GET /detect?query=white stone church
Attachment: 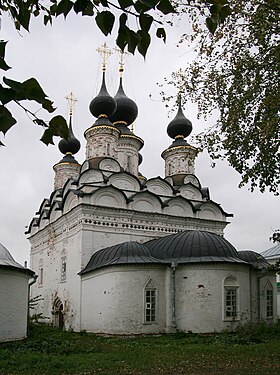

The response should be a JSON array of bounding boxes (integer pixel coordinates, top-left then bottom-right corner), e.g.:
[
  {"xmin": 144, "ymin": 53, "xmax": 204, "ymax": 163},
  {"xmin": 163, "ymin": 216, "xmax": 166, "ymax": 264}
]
[{"xmin": 27, "ymin": 58, "xmax": 277, "ymax": 334}]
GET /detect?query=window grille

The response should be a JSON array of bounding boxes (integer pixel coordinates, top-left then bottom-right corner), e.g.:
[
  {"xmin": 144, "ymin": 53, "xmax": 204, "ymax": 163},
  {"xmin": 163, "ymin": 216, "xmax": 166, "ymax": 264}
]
[
  {"xmin": 61, "ymin": 256, "xmax": 67, "ymax": 282},
  {"xmin": 145, "ymin": 289, "xmax": 156, "ymax": 322},
  {"xmin": 266, "ymin": 289, "xmax": 273, "ymax": 318},
  {"xmin": 225, "ymin": 289, "xmax": 237, "ymax": 318}
]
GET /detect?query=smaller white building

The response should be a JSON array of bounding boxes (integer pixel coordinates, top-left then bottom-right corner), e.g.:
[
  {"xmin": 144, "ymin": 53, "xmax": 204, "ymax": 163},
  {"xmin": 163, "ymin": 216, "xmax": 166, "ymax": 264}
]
[
  {"xmin": 261, "ymin": 243, "xmax": 280, "ymax": 317},
  {"xmin": 0, "ymin": 243, "xmax": 35, "ymax": 342}
]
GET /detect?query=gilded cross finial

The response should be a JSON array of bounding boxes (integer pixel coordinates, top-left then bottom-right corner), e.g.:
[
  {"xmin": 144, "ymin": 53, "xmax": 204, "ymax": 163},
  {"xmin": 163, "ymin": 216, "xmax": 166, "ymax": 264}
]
[
  {"xmin": 65, "ymin": 92, "xmax": 78, "ymax": 116},
  {"xmin": 114, "ymin": 48, "xmax": 129, "ymax": 77},
  {"xmin": 97, "ymin": 43, "xmax": 113, "ymax": 72}
]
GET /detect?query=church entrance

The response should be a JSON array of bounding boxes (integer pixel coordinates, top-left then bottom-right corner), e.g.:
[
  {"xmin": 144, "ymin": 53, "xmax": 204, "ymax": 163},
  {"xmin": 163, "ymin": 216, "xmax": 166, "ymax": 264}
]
[{"xmin": 52, "ymin": 297, "xmax": 64, "ymax": 329}]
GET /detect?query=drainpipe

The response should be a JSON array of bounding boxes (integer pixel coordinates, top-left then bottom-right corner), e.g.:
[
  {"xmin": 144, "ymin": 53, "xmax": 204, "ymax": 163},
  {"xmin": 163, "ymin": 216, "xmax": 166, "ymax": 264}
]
[
  {"xmin": 28, "ymin": 274, "xmax": 38, "ymax": 321},
  {"xmin": 26, "ymin": 274, "xmax": 38, "ymax": 336},
  {"xmin": 171, "ymin": 261, "xmax": 178, "ymax": 329},
  {"xmin": 256, "ymin": 270, "xmax": 267, "ymax": 323}
]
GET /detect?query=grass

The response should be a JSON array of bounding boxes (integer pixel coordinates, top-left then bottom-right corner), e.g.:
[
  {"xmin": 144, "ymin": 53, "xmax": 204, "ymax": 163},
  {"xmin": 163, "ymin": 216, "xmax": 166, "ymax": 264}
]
[{"xmin": 0, "ymin": 322, "xmax": 279, "ymax": 375}]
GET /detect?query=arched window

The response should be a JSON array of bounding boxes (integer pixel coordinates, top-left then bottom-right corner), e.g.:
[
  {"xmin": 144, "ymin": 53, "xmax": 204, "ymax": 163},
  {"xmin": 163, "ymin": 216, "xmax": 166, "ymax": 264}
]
[
  {"xmin": 61, "ymin": 250, "xmax": 67, "ymax": 282},
  {"xmin": 265, "ymin": 281, "xmax": 273, "ymax": 318},
  {"xmin": 38, "ymin": 258, "xmax": 43, "ymax": 286},
  {"xmin": 144, "ymin": 278, "xmax": 157, "ymax": 323},
  {"xmin": 223, "ymin": 276, "xmax": 239, "ymax": 320}
]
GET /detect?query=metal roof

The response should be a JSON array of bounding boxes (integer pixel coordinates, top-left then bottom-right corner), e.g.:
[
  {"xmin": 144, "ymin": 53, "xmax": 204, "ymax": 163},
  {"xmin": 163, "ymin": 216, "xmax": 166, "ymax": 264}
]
[
  {"xmin": 145, "ymin": 230, "xmax": 246, "ymax": 264},
  {"xmin": 0, "ymin": 243, "xmax": 34, "ymax": 276},
  {"xmin": 81, "ymin": 241, "xmax": 162, "ymax": 274},
  {"xmin": 260, "ymin": 243, "xmax": 280, "ymax": 259},
  {"xmin": 238, "ymin": 250, "xmax": 269, "ymax": 269}
]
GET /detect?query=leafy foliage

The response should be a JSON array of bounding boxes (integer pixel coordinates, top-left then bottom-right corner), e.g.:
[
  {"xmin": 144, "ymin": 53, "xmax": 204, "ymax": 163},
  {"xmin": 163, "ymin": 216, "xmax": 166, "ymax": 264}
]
[
  {"xmin": 163, "ymin": 0, "xmax": 280, "ymax": 194},
  {"xmin": 0, "ymin": 0, "xmax": 232, "ymax": 145},
  {"xmin": 0, "ymin": 322, "xmax": 279, "ymax": 374}
]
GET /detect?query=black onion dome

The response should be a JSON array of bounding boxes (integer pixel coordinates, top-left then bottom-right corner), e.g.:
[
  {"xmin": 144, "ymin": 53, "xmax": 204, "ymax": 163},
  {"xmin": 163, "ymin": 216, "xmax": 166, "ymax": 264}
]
[
  {"xmin": 89, "ymin": 72, "xmax": 117, "ymax": 118},
  {"xmin": 109, "ymin": 78, "xmax": 138, "ymax": 125},
  {"xmin": 80, "ymin": 241, "xmax": 162, "ymax": 274},
  {"xmin": 167, "ymin": 102, "xmax": 192, "ymax": 139},
  {"xmin": 145, "ymin": 230, "xmax": 246, "ymax": 264},
  {"xmin": 238, "ymin": 250, "xmax": 269, "ymax": 269},
  {"xmin": 58, "ymin": 116, "xmax": 81, "ymax": 156}
]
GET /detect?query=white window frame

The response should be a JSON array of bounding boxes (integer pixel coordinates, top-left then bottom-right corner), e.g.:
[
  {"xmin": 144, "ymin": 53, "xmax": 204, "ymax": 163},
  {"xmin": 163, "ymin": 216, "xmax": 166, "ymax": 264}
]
[
  {"xmin": 144, "ymin": 278, "xmax": 157, "ymax": 324},
  {"xmin": 265, "ymin": 283, "xmax": 274, "ymax": 318},
  {"xmin": 223, "ymin": 276, "xmax": 239, "ymax": 321}
]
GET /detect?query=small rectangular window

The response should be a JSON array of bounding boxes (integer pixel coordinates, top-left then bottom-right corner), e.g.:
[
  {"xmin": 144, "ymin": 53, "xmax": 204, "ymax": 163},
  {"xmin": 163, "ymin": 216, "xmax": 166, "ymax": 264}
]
[
  {"xmin": 225, "ymin": 288, "xmax": 237, "ymax": 318},
  {"xmin": 145, "ymin": 289, "xmax": 156, "ymax": 323},
  {"xmin": 38, "ymin": 267, "xmax": 43, "ymax": 286},
  {"xmin": 266, "ymin": 289, "xmax": 273, "ymax": 318},
  {"xmin": 61, "ymin": 257, "xmax": 67, "ymax": 282}
]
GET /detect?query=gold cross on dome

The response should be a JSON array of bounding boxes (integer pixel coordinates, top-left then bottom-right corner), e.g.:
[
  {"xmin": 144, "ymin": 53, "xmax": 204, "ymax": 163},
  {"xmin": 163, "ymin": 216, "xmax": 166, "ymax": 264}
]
[
  {"xmin": 65, "ymin": 92, "xmax": 78, "ymax": 116},
  {"xmin": 114, "ymin": 48, "xmax": 129, "ymax": 77},
  {"xmin": 96, "ymin": 43, "xmax": 113, "ymax": 72}
]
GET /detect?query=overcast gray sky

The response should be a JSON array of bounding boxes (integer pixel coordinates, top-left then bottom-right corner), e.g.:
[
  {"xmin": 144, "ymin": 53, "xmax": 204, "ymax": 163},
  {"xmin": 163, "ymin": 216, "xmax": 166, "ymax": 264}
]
[{"xmin": 0, "ymin": 12, "xmax": 278, "ymax": 266}]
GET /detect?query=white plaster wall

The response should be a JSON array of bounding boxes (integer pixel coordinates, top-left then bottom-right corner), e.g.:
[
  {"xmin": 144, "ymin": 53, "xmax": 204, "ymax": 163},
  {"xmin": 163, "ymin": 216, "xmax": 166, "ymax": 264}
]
[
  {"xmin": 163, "ymin": 148, "xmax": 197, "ymax": 177},
  {"xmin": 30, "ymin": 222, "xmax": 83, "ymax": 331},
  {"xmin": 53, "ymin": 163, "xmax": 80, "ymax": 190},
  {"xmin": 116, "ymin": 140, "xmax": 140, "ymax": 176},
  {"xmin": 85, "ymin": 127, "xmax": 119, "ymax": 160},
  {"xmin": 175, "ymin": 264, "xmax": 251, "ymax": 333},
  {"xmin": 81, "ymin": 266, "xmax": 166, "ymax": 334},
  {"xmin": 0, "ymin": 270, "xmax": 30, "ymax": 342}
]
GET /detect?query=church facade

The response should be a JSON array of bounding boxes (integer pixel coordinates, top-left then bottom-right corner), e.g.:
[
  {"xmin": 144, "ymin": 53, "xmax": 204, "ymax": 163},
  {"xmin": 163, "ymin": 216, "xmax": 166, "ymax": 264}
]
[{"xmin": 27, "ymin": 58, "xmax": 277, "ymax": 334}]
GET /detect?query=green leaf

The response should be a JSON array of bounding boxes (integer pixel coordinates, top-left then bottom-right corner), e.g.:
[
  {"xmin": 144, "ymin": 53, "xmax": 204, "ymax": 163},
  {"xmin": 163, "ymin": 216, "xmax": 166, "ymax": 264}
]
[
  {"xmin": 156, "ymin": 27, "xmax": 166, "ymax": 43},
  {"xmin": 3, "ymin": 77, "xmax": 26, "ymax": 99},
  {"xmin": 206, "ymin": 17, "xmax": 217, "ymax": 34},
  {"xmin": 117, "ymin": 0, "xmax": 134, "ymax": 9},
  {"xmin": 126, "ymin": 29, "xmax": 141, "ymax": 54},
  {"xmin": 42, "ymin": 99, "xmax": 56, "ymax": 113},
  {"xmin": 117, "ymin": 14, "xmax": 129, "ymax": 51},
  {"xmin": 0, "ymin": 105, "xmax": 17, "ymax": 134},
  {"xmin": 56, "ymin": 0, "xmax": 74, "ymax": 17},
  {"xmin": 73, "ymin": 0, "xmax": 90, "ymax": 13},
  {"xmin": 49, "ymin": 115, "xmax": 69, "ymax": 138},
  {"xmin": 99, "ymin": 0, "xmax": 109, "ymax": 7},
  {"xmin": 0, "ymin": 57, "xmax": 11, "ymax": 71},
  {"xmin": 137, "ymin": 30, "xmax": 151, "ymax": 58},
  {"xmin": 156, "ymin": 0, "xmax": 175, "ymax": 15},
  {"xmin": 220, "ymin": 4, "xmax": 231, "ymax": 23},
  {"xmin": 17, "ymin": 4, "xmax": 31, "ymax": 31},
  {"xmin": 0, "ymin": 85, "xmax": 15, "ymax": 104},
  {"xmin": 82, "ymin": 2, "xmax": 94, "ymax": 16},
  {"xmin": 134, "ymin": 1, "xmax": 151, "ymax": 13},
  {"xmin": 21, "ymin": 78, "xmax": 48, "ymax": 102},
  {"xmin": 0, "ymin": 41, "xmax": 8, "ymax": 59},
  {"xmin": 96, "ymin": 11, "xmax": 115, "ymax": 36},
  {"xmin": 40, "ymin": 128, "xmax": 55, "ymax": 145},
  {"xmin": 116, "ymin": 27, "xmax": 128, "ymax": 51},
  {"xmin": 139, "ymin": 13, "xmax": 153, "ymax": 32},
  {"xmin": 139, "ymin": 0, "xmax": 158, "ymax": 8},
  {"xmin": 119, "ymin": 13, "xmax": 128, "ymax": 28}
]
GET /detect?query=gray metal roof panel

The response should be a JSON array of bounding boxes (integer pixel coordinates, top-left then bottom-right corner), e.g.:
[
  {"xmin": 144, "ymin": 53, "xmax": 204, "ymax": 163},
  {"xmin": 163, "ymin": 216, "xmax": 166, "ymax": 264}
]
[
  {"xmin": 81, "ymin": 241, "xmax": 163, "ymax": 274},
  {"xmin": 145, "ymin": 230, "xmax": 246, "ymax": 264},
  {"xmin": 260, "ymin": 244, "xmax": 280, "ymax": 259}
]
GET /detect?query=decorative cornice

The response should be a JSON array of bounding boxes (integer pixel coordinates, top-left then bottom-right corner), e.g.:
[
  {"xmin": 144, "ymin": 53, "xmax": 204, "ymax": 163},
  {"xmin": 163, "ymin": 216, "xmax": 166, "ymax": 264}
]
[
  {"xmin": 161, "ymin": 145, "xmax": 197, "ymax": 158},
  {"xmin": 53, "ymin": 162, "xmax": 81, "ymax": 169},
  {"xmin": 84, "ymin": 125, "xmax": 120, "ymax": 136},
  {"xmin": 120, "ymin": 134, "xmax": 144, "ymax": 144}
]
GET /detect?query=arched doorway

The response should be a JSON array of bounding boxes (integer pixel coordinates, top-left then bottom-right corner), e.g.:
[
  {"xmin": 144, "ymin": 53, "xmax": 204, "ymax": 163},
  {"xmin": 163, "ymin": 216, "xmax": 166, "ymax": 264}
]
[{"xmin": 52, "ymin": 297, "xmax": 64, "ymax": 329}]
